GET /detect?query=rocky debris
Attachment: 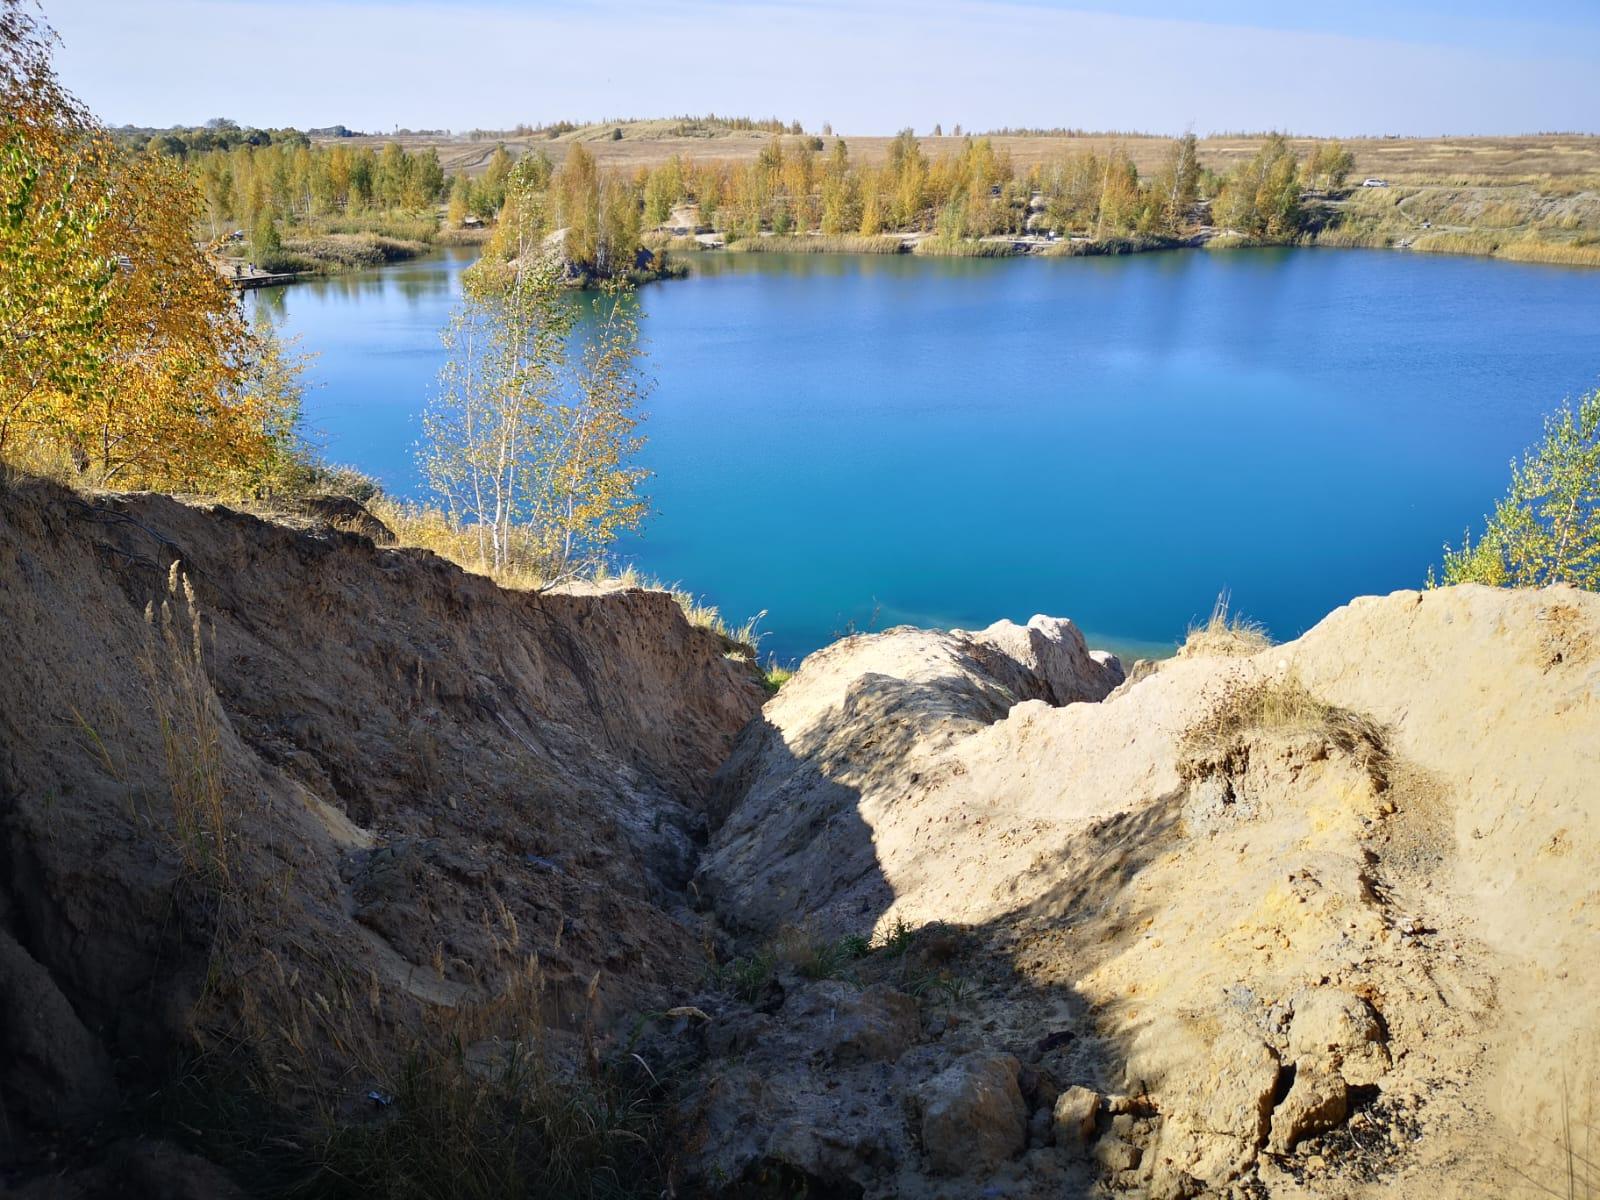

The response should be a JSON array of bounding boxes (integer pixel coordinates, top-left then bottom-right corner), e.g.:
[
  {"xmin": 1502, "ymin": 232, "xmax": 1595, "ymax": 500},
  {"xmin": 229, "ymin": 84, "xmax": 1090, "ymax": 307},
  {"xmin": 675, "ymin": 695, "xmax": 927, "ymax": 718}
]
[
  {"xmin": 1053, "ymin": 1084, "xmax": 1101, "ymax": 1149},
  {"xmin": 1153, "ymin": 1029, "xmax": 1283, "ymax": 1185},
  {"xmin": 783, "ymin": 980, "xmax": 920, "ymax": 1065},
  {"xmin": 1270, "ymin": 1063, "xmax": 1351, "ymax": 1154},
  {"xmin": 1288, "ymin": 988, "xmax": 1391, "ymax": 1087},
  {"xmin": 1094, "ymin": 1135, "xmax": 1143, "ymax": 1173},
  {"xmin": 915, "ymin": 1052, "xmax": 1028, "ymax": 1176},
  {"xmin": 671, "ymin": 974, "xmax": 928, "ymax": 1194},
  {"xmin": 1027, "ymin": 1104, "xmax": 1054, "ymax": 1147}
]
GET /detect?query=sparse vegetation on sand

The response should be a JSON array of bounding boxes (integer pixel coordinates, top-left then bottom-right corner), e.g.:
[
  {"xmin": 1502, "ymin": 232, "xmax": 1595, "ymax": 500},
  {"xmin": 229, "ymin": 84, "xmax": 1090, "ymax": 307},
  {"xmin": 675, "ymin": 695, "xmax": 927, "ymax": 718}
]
[
  {"xmin": 1179, "ymin": 594, "xmax": 1274, "ymax": 658},
  {"xmin": 1181, "ymin": 673, "xmax": 1388, "ymax": 760},
  {"xmin": 363, "ymin": 494, "xmax": 766, "ymax": 658}
]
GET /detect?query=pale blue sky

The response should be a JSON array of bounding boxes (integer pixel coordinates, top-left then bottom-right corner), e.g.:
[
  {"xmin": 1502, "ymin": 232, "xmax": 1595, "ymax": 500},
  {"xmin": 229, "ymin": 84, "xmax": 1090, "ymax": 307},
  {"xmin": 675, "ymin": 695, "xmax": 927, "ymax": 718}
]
[{"xmin": 45, "ymin": 0, "xmax": 1600, "ymax": 136}]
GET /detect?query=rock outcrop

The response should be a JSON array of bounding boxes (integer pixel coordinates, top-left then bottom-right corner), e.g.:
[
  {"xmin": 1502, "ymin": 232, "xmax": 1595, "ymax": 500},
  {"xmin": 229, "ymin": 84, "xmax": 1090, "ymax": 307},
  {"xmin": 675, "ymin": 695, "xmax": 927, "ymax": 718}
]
[
  {"xmin": 697, "ymin": 616, "xmax": 1124, "ymax": 934},
  {"xmin": 690, "ymin": 585, "xmax": 1600, "ymax": 1199}
]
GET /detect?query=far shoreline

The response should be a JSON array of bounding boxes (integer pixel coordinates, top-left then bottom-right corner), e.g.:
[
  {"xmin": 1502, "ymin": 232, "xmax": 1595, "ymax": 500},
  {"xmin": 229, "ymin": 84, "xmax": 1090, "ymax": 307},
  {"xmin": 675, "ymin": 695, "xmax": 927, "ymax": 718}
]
[{"xmin": 675, "ymin": 227, "xmax": 1600, "ymax": 271}]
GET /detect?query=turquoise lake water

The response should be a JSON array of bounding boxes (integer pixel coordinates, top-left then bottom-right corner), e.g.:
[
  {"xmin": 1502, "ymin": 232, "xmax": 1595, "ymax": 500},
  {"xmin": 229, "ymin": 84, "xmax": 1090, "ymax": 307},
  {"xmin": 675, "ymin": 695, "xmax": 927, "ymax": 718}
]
[{"xmin": 252, "ymin": 246, "xmax": 1600, "ymax": 664}]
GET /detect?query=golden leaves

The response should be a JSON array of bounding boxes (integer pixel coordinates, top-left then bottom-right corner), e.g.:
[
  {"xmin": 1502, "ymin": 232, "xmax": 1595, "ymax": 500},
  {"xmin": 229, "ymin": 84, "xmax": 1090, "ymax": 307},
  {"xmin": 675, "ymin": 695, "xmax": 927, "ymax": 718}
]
[{"xmin": 0, "ymin": 3, "xmax": 276, "ymax": 492}]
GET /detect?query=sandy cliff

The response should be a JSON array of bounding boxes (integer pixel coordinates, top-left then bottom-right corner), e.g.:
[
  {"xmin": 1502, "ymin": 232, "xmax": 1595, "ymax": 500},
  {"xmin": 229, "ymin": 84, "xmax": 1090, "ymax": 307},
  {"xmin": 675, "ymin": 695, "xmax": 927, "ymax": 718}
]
[{"xmin": 0, "ymin": 480, "xmax": 764, "ymax": 1192}]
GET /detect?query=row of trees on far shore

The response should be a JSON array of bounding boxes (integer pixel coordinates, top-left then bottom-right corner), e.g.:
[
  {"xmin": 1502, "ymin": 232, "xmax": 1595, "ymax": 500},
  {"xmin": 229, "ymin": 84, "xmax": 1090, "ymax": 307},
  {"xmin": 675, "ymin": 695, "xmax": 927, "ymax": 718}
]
[
  {"xmin": 457, "ymin": 129, "xmax": 1357, "ymax": 256},
  {"xmin": 162, "ymin": 123, "xmax": 1360, "ymax": 265}
]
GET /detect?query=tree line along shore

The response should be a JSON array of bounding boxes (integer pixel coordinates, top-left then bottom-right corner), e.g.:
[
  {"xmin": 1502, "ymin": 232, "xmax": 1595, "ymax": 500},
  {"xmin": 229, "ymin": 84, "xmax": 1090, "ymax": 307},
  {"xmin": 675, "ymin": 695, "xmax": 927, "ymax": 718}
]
[{"xmin": 125, "ymin": 118, "xmax": 1600, "ymax": 285}]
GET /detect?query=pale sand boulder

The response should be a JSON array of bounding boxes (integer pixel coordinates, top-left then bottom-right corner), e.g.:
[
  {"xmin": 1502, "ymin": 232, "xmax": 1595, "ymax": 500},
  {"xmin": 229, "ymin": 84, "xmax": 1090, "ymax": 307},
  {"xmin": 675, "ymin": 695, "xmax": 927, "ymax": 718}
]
[
  {"xmin": 697, "ymin": 616, "xmax": 1124, "ymax": 934},
  {"xmin": 916, "ymin": 1051, "xmax": 1028, "ymax": 1176},
  {"xmin": 1052, "ymin": 1084, "xmax": 1101, "ymax": 1148}
]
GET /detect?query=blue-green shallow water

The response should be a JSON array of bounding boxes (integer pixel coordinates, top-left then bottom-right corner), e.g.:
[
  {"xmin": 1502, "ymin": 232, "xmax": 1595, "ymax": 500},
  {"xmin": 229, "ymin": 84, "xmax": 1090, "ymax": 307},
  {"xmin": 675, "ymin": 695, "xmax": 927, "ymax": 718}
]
[{"xmin": 253, "ymin": 246, "xmax": 1600, "ymax": 665}]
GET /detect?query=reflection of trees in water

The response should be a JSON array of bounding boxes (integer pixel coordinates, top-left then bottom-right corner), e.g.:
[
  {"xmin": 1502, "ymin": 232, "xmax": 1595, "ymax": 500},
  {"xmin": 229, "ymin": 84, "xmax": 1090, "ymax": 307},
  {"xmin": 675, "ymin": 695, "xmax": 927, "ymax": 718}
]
[
  {"xmin": 397, "ymin": 273, "xmax": 448, "ymax": 305},
  {"xmin": 248, "ymin": 285, "xmax": 288, "ymax": 323},
  {"xmin": 322, "ymin": 272, "xmax": 390, "ymax": 304}
]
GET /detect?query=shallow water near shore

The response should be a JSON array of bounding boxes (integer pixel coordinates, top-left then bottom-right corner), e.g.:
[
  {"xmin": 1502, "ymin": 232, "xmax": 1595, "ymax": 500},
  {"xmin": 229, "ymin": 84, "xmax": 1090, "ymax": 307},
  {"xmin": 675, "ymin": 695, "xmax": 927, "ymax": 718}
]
[{"xmin": 254, "ymin": 245, "xmax": 1600, "ymax": 664}]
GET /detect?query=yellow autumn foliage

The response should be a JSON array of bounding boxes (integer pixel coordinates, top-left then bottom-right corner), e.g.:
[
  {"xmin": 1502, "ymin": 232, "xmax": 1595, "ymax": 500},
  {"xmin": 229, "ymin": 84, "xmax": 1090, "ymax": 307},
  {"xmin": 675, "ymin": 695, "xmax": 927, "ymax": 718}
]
[{"xmin": 1, "ymin": 1, "xmax": 292, "ymax": 492}]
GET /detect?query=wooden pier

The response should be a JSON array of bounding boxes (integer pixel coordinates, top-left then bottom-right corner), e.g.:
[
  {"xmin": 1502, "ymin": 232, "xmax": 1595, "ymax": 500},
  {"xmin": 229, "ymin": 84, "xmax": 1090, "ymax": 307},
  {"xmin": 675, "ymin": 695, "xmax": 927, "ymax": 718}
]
[{"xmin": 225, "ymin": 269, "xmax": 303, "ymax": 290}]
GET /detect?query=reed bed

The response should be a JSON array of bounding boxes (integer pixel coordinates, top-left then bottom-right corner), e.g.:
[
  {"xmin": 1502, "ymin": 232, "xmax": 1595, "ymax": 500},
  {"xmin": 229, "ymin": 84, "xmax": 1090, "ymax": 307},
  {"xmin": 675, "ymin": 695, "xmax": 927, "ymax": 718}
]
[
  {"xmin": 306, "ymin": 210, "xmax": 440, "ymax": 243},
  {"xmin": 1310, "ymin": 225, "xmax": 1397, "ymax": 249},
  {"xmin": 725, "ymin": 233, "xmax": 907, "ymax": 254},
  {"xmin": 283, "ymin": 233, "xmax": 428, "ymax": 270},
  {"xmin": 1493, "ymin": 238, "xmax": 1600, "ymax": 267},
  {"xmin": 911, "ymin": 238, "xmax": 1019, "ymax": 257}
]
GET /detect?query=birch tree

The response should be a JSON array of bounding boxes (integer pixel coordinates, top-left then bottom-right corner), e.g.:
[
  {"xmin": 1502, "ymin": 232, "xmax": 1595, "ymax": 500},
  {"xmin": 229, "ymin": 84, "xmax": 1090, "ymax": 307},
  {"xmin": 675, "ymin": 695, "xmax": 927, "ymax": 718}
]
[{"xmin": 420, "ymin": 168, "xmax": 650, "ymax": 584}]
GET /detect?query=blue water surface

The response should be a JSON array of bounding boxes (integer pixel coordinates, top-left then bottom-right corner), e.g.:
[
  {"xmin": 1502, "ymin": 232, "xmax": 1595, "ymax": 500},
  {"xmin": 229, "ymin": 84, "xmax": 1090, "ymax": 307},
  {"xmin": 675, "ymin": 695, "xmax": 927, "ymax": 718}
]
[{"xmin": 254, "ymin": 246, "xmax": 1600, "ymax": 663}]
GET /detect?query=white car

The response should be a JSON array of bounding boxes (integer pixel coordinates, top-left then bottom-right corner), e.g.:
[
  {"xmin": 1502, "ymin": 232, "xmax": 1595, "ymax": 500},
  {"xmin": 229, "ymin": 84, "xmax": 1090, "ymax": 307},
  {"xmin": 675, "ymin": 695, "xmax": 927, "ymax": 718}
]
[{"xmin": 1361, "ymin": 178, "xmax": 1389, "ymax": 188}]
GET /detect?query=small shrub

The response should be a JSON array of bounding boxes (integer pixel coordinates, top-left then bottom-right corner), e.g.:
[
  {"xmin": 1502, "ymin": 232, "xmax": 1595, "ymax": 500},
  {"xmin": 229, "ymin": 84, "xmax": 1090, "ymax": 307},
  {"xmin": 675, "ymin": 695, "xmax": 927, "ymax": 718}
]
[
  {"xmin": 709, "ymin": 950, "xmax": 776, "ymax": 1002},
  {"xmin": 778, "ymin": 928, "xmax": 873, "ymax": 981},
  {"xmin": 762, "ymin": 656, "xmax": 794, "ymax": 696},
  {"xmin": 876, "ymin": 916, "xmax": 915, "ymax": 958}
]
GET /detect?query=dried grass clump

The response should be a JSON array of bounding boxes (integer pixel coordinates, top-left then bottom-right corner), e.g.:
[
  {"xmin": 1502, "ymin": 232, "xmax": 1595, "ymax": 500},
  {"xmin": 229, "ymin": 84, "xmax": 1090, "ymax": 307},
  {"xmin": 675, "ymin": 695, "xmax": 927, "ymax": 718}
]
[
  {"xmin": 1179, "ymin": 594, "xmax": 1273, "ymax": 659},
  {"xmin": 180, "ymin": 951, "xmax": 667, "ymax": 1200},
  {"xmin": 1182, "ymin": 672, "xmax": 1390, "ymax": 785},
  {"xmin": 142, "ymin": 562, "xmax": 230, "ymax": 886}
]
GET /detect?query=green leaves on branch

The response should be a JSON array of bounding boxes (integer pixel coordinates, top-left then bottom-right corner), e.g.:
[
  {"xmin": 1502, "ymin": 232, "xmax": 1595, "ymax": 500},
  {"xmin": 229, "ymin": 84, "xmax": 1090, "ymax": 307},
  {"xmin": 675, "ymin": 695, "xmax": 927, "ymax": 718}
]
[{"xmin": 1438, "ymin": 389, "xmax": 1600, "ymax": 590}]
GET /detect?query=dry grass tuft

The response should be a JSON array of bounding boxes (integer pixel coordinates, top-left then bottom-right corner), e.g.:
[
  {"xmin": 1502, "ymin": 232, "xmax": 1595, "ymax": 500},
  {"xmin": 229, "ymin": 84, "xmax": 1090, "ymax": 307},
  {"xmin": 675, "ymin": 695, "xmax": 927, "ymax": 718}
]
[
  {"xmin": 1181, "ymin": 673, "xmax": 1390, "ymax": 785},
  {"xmin": 142, "ymin": 562, "xmax": 230, "ymax": 886},
  {"xmin": 1180, "ymin": 594, "xmax": 1273, "ymax": 659},
  {"xmin": 290, "ymin": 959, "xmax": 665, "ymax": 1200},
  {"xmin": 177, "ymin": 950, "xmax": 668, "ymax": 1199}
]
